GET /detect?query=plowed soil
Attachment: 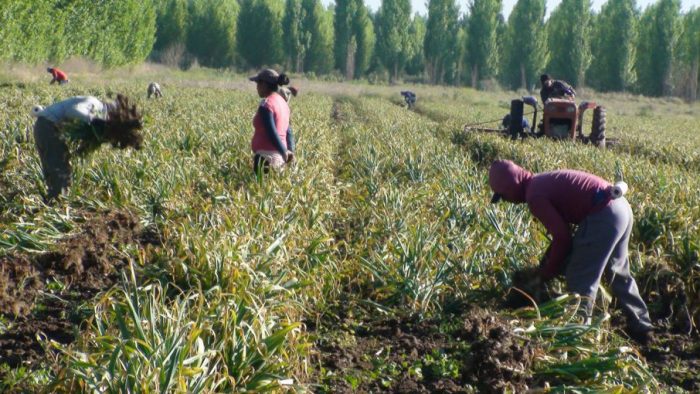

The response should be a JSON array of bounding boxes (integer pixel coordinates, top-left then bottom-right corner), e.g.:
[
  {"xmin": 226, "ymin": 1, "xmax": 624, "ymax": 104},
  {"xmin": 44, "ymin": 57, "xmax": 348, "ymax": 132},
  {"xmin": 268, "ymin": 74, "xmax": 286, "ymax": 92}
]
[
  {"xmin": 0, "ymin": 210, "xmax": 160, "ymax": 369},
  {"xmin": 312, "ymin": 304, "xmax": 536, "ymax": 393}
]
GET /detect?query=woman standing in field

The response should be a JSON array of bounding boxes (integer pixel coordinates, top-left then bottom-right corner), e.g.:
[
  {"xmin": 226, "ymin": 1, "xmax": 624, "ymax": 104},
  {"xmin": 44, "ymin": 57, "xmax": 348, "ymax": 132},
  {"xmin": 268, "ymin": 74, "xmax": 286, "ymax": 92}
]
[{"xmin": 249, "ymin": 68, "xmax": 293, "ymax": 174}]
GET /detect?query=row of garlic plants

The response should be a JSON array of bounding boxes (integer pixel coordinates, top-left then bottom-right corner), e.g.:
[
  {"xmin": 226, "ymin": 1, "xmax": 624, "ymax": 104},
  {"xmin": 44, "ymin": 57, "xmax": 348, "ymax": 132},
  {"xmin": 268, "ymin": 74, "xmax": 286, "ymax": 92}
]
[
  {"xmin": 1, "ymin": 77, "xmax": 695, "ymax": 391},
  {"xmin": 1, "ymin": 82, "xmax": 347, "ymax": 391},
  {"xmin": 329, "ymin": 96, "xmax": 660, "ymax": 390}
]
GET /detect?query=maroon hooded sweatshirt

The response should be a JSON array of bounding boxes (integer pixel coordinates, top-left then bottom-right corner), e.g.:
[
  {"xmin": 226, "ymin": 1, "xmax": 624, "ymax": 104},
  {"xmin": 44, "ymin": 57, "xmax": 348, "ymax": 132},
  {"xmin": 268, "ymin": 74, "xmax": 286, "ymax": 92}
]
[{"xmin": 489, "ymin": 160, "xmax": 612, "ymax": 279}]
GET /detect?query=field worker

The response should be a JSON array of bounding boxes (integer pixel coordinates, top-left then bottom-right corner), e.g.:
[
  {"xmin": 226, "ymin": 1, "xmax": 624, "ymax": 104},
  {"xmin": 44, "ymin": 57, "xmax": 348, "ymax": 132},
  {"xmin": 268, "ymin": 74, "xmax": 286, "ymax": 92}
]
[
  {"xmin": 47, "ymin": 67, "xmax": 69, "ymax": 85},
  {"xmin": 147, "ymin": 82, "xmax": 163, "ymax": 98},
  {"xmin": 540, "ymin": 74, "xmax": 575, "ymax": 103},
  {"xmin": 489, "ymin": 160, "xmax": 654, "ymax": 344},
  {"xmin": 279, "ymin": 86, "xmax": 298, "ymax": 163},
  {"xmin": 401, "ymin": 90, "xmax": 417, "ymax": 109},
  {"xmin": 249, "ymin": 68, "xmax": 293, "ymax": 174},
  {"xmin": 279, "ymin": 86, "xmax": 299, "ymax": 103},
  {"xmin": 30, "ymin": 94, "xmax": 143, "ymax": 200}
]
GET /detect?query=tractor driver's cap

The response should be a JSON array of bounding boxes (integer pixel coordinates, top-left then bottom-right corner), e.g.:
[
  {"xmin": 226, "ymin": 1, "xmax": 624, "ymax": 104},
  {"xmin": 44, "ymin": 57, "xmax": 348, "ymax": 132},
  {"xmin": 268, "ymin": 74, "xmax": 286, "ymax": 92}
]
[
  {"xmin": 540, "ymin": 74, "xmax": 551, "ymax": 84},
  {"xmin": 249, "ymin": 68, "xmax": 280, "ymax": 84}
]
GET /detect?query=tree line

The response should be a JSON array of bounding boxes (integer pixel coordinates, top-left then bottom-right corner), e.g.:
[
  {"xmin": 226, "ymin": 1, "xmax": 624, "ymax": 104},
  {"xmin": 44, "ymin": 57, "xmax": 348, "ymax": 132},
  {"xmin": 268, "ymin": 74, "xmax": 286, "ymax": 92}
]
[{"xmin": 0, "ymin": 0, "xmax": 698, "ymax": 99}]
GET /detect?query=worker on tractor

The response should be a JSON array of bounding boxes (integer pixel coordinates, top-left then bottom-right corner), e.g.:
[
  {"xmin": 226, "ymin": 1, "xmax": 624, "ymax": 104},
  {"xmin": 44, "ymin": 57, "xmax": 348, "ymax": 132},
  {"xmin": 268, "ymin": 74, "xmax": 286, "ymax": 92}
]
[
  {"xmin": 489, "ymin": 159, "xmax": 654, "ymax": 345},
  {"xmin": 501, "ymin": 113, "xmax": 531, "ymax": 134},
  {"xmin": 47, "ymin": 67, "xmax": 69, "ymax": 85},
  {"xmin": 30, "ymin": 94, "xmax": 144, "ymax": 200},
  {"xmin": 249, "ymin": 68, "xmax": 294, "ymax": 174},
  {"xmin": 540, "ymin": 74, "xmax": 576, "ymax": 103}
]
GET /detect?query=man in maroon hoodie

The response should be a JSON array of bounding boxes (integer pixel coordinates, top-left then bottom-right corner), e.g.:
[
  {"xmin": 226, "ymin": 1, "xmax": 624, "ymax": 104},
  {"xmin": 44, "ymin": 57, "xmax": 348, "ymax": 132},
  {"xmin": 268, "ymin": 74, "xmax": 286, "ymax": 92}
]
[{"xmin": 488, "ymin": 159, "xmax": 653, "ymax": 344}]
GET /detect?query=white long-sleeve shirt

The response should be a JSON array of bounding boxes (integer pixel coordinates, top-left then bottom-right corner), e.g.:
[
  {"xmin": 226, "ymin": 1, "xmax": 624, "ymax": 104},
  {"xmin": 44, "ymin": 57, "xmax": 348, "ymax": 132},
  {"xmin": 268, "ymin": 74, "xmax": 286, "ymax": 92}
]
[{"xmin": 37, "ymin": 96, "xmax": 112, "ymax": 124}]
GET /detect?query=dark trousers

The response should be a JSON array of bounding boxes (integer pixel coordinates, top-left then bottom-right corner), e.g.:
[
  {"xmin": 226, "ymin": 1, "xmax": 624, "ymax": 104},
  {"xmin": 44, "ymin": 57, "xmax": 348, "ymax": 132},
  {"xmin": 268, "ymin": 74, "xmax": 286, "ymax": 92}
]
[
  {"xmin": 34, "ymin": 117, "xmax": 71, "ymax": 199},
  {"xmin": 253, "ymin": 154, "xmax": 270, "ymax": 175}
]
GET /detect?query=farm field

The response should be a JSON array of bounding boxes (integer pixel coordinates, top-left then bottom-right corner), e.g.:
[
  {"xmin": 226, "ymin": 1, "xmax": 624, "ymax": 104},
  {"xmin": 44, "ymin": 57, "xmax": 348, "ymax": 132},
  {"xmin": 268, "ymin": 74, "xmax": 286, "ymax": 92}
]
[{"xmin": 0, "ymin": 68, "xmax": 699, "ymax": 393}]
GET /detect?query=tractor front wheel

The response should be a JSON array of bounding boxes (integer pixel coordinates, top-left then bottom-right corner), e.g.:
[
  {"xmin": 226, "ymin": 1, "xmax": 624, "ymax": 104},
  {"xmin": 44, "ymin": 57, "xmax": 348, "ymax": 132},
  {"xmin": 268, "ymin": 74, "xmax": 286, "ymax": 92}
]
[{"xmin": 591, "ymin": 106, "xmax": 606, "ymax": 148}]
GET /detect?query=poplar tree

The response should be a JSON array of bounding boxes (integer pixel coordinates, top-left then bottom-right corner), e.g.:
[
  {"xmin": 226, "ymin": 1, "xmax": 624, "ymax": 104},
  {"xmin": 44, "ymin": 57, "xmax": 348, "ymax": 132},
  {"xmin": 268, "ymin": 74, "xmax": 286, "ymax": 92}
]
[
  {"xmin": 187, "ymin": 0, "xmax": 239, "ymax": 68},
  {"xmin": 153, "ymin": 0, "xmax": 189, "ymax": 53},
  {"xmin": 635, "ymin": 0, "xmax": 681, "ymax": 96},
  {"xmin": 301, "ymin": 0, "xmax": 334, "ymax": 74},
  {"xmin": 406, "ymin": 16, "xmax": 427, "ymax": 77},
  {"xmin": 546, "ymin": 0, "xmax": 592, "ymax": 87},
  {"xmin": 424, "ymin": 0, "xmax": 460, "ymax": 84},
  {"xmin": 466, "ymin": 0, "xmax": 502, "ymax": 88},
  {"xmin": 501, "ymin": 0, "xmax": 547, "ymax": 90},
  {"xmin": 679, "ymin": 8, "xmax": 700, "ymax": 100},
  {"xmin": 376, "ymin": 0, "xmax": 412, "ymax": 81},
  {"xmin": 334, "ymin": 0, "xmax": 375, "ymax": 79},
  {"xmin": 283, "ymin": 0, "xmax": 307, "ymax": 72},
  {"xmin": 588, "ymin": 0, "xmax": 638, "ymax": 92},
  {"xmin": 237, "ymin": 0, "xmax": 284, "ymax": 68}
]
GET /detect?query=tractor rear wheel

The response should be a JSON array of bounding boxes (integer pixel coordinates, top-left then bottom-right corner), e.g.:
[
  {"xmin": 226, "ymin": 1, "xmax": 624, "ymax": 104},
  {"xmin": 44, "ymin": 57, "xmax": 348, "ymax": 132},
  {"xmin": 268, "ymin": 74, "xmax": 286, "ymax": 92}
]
[{"xmin": 591, "ymin": 106, "xmax": 606, "ymax": 148}]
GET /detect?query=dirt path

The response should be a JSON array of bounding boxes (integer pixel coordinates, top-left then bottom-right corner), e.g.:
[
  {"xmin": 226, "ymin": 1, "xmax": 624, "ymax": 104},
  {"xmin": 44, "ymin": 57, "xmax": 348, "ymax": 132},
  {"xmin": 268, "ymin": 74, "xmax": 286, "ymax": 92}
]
[{"xmin": 0, "ymin": 210, "xmax": 160, "ymax": 369}]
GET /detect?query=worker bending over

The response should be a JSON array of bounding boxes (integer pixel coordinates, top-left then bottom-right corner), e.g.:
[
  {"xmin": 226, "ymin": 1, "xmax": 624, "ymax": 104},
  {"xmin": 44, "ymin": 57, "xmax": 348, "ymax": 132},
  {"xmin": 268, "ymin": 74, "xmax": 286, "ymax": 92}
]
[{"xmin": 489, "ymin": 159, "xmax": 653, "ymax": 344}]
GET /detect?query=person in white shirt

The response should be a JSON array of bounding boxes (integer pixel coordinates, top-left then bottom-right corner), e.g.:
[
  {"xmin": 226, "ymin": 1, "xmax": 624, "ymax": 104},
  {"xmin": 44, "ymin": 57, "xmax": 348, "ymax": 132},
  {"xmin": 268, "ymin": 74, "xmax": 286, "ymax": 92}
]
[{"xmin": 30, "ymin": 94, "xmax": 143, "ymax": 200}]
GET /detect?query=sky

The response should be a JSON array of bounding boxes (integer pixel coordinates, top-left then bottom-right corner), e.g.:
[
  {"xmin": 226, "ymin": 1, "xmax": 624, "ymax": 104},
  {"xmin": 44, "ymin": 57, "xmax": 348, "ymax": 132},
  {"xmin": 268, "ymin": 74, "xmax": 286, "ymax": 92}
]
[{"xmin": 324, "ymin": 0, "xmax": 699, "ymax": 18}]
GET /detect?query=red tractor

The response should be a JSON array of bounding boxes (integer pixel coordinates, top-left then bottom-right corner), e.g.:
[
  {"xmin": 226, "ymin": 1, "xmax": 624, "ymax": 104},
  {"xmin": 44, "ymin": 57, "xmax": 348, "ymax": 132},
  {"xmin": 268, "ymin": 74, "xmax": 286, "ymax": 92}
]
[{"xmin": 465, "ymin": 96, "xmax": 608, "ymax": 148}]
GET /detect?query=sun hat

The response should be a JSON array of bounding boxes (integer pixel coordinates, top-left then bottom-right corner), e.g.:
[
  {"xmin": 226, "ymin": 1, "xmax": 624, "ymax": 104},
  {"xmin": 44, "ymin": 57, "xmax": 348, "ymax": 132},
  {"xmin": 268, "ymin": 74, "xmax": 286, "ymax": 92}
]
[{"xmin": 249, "ymin": 68, "xmax": 280, "ymax": 84}]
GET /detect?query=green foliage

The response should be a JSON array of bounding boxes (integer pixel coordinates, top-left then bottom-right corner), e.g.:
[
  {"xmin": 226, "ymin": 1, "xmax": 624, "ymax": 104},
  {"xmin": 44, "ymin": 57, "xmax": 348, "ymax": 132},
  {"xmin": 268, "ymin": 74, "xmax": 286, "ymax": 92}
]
[
  {"xmin": 153, "ymin": 0, "xmax": 189, "ymax": 53},
  {"xmin": 587, "ymin": 0, "xmax": 638, "ymax": 92},
  {"xmin": 677, "ymin": 8, "xmax": 700, "ymax": 100},
  {"xmin": 635, "ymin": 0, "xmax": 682, "ymax": 96},
  {"xmin": 334, "ymin": 0, "xmax": 375, "ymax": 79},
  {"xmin": 283, "ymin": 0, "xmax": 306, "ymax": 72},
  {"xmin": 187, "ymin": 0, "xmax": 239, "ymax": 68},
  {"xmin": 300, "ymin": 0, "xmax": 334, "ymax": 74},
  {"xmin": 424, "ymin": 0, "xmax": 460, "ymax": 84},
  {"xmin": 0, "ymin": 1, "xmax": 59, "ymax": 64},
  {"xmin": 404, "ymin": 16, "xmax": 426, "ymax": 77},
  {"xmin": 501, "ymin": 0, "xmax": 548, "ymax": 90},
  {"xmin": 375, "ymin": 0, "xmax": 412, "ymax": 81},
  {"xmin": 546, "ymin": 0, "xmax": 592, "ymax": 87},
  {"xmin": 0, "ymin": 0, "xmax": 156, "ymax": 67},
  {"xmin": 466, "ymin": 0, "xmax": 502, "ymax": 86},
  {"xmin": 237, "ymin": 0, "xmax": 285, "ymax": 68}
]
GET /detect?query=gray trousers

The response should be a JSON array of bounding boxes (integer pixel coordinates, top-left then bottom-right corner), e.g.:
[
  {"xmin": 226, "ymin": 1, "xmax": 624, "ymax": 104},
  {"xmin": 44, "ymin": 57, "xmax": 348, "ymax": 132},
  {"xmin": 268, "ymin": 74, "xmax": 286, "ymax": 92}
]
[
  {"xmin": 34, "ymin": 117, "xmax": 71, "ymax": 200},
  {"xmin": 566, "ymin": 197, "xmax": 653, "ymax": 331}
]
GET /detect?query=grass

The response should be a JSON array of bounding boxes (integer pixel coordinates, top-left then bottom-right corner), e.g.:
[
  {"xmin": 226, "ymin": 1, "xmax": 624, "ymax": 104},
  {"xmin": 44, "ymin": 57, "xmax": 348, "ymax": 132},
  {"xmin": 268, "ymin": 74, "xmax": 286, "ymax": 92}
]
[{"xmin": 0, "ymin": 67, "xmax": 698, "ymax": 392}]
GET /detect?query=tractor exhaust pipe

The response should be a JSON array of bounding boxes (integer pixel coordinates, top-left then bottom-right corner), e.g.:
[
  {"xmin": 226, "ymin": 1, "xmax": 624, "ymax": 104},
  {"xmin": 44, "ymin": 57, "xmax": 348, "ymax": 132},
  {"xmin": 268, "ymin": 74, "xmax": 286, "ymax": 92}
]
[{"xmin": 509, "ymin": 99, "xmax": 524, "ymax": 140}]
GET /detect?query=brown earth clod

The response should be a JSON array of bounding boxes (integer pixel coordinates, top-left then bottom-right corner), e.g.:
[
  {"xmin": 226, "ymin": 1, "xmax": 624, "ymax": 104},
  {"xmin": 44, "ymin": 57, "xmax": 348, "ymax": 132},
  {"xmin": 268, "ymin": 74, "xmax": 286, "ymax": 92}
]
[
  {"xmin": 314, "ymin": 306, "xmax": 536, "ymax": 393},
  {"xmin": 0, "ymin": 210, "xmax": 159, "ymax": 369}
]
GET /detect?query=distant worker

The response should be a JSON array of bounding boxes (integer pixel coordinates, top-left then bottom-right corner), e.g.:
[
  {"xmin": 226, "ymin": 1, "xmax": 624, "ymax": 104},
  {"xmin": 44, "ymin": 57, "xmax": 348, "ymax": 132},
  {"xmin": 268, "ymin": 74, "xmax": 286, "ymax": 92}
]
[
  {"xmin": 501, "ymin": 113, "xmax": 531, "ymax": 134},
  {"xmin": 489, "ymin": 160, "xmax": 654, "ymax": 345},
  {"xmin": 147, "ymin": 82, "xmax": 163, "ymax": 98},
  {"xmin": 540, "ymin": 74, "xmax": 575, "ymax": 103},
  {"xmin": 249, "ymin": 68, "xmax": 294, "ymax": 174},
  {"xmin": 401, "ymin": 91, "xmax": 417, "ymax": 109},
  {"xmin": 279, "ymin": 86, "xmax": 299, "ymax": 164},
  {"xmin": 30, "ymin": 94, "xmax": 144, "ymax": 200},
  {"xmin": 279, "ymin": 86, "xmax": 299, "ymax": 103},
  {"xmin": 47, "ymin": 67, "xmax": 69, "ymax": 85}
]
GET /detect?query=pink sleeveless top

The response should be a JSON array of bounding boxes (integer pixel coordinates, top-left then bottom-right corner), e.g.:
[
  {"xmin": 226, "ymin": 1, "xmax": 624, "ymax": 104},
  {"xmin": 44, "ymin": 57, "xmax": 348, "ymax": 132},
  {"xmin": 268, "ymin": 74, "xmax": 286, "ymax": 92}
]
[{"xmin": 251, "ymin": 92, "xmax": 290, "ymax": 153}]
